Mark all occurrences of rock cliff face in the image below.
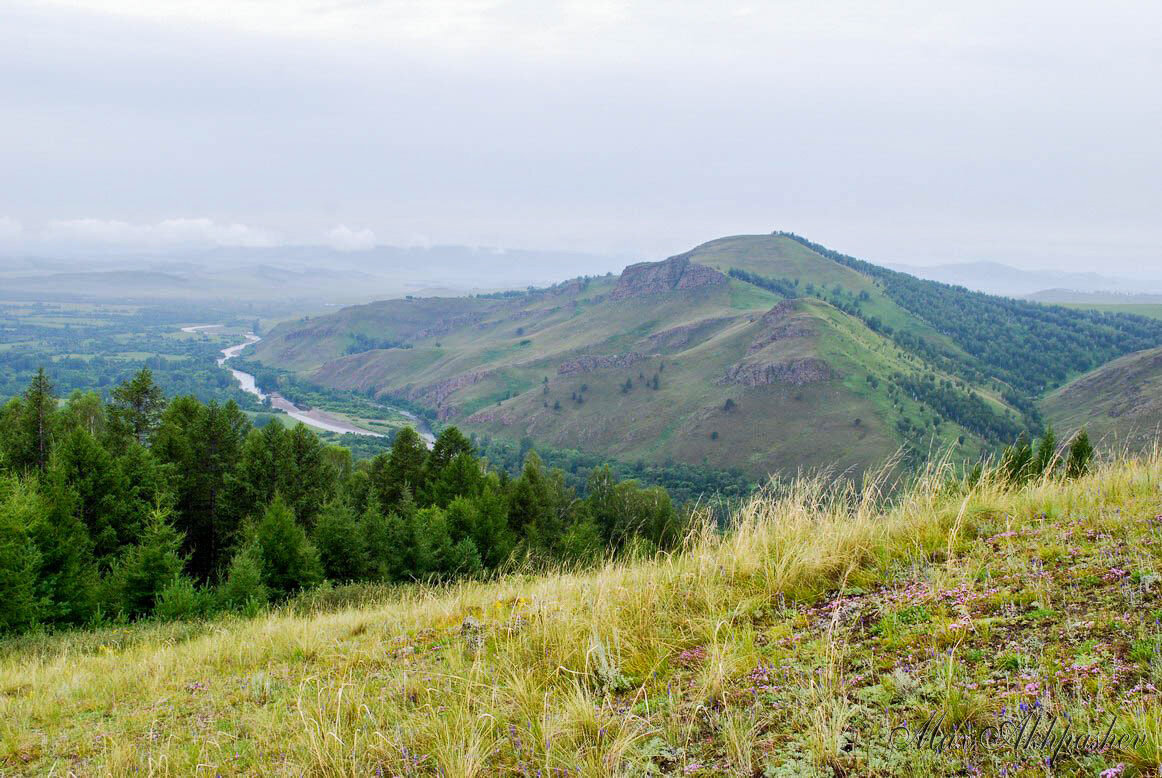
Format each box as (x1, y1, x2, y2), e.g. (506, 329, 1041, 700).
(412, 312, 488, 340)
(721, 358, 833, 386)
(406, 370, 493, 418)
(747, 301, 814, 354)
(557, 353, 648, 376)
(647, 317, 733, 350)
(610, 255, 727, 300)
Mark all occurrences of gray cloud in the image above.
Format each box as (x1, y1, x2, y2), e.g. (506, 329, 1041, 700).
(327, 224, 377, 251)
(1, 1, 1159, 271)
(41, 218, 280, 249)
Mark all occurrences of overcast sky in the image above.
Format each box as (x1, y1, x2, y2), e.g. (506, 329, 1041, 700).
(1, 0, 1160, 272)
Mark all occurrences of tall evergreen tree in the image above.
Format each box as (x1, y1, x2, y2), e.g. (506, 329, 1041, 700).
(31, 472, 98, 624)
(109, 368, 167, 448)
(313, 501, 366, 582)
(1066, 429, 1095, 479)
(4, 369, 57, 473)
(1032, 426, 1058, 476)
(0, 475, 45, 632)
(372, 427, 428, 514)
(252, 496, 322, 597)
(107, 505, 187, 619)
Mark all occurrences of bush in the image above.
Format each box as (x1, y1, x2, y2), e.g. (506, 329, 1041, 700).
(218, 543, 269, 611)
(154, 576, 214, 621)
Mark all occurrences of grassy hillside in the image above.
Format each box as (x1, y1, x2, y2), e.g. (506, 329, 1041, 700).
(248, 234, 1162, 478)
(1044, 346, 1162, 451)
(4, 454, 1162, 776)
(1058, 304, 1162, 322)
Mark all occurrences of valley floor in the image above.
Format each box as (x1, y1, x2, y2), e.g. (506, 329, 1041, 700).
(4, 455, 1162, 776)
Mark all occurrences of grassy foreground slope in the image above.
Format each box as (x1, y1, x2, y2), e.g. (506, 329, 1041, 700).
(4, 455, 1162, 776)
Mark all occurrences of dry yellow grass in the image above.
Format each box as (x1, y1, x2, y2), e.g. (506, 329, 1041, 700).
(3, 453, 1161, 776)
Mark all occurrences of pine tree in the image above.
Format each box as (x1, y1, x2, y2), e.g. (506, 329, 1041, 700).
(1001, 434, 1033, 484)
(0, 475, 45, 632)
(1065, 429, 1094, 479)
(313, 501, 367, 582)
(107, 504, 187, 619)
(31, 472, 98, 624)
(375, 427, 429, 513)
(6, 369, 57, 473)
(471, 483, 516, 568)
(252, 496, 322, 597)
(109, 368, 166, 447)
(360, 505, 405, 581)
(1032, 426, 1057, 476)
(218, 543, 268, 610)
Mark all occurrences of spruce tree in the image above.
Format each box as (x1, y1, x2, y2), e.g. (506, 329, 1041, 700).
(218, 543, 268, 610)
(313, 501, 367, 582)
(1065, 429, 1094, 479)
(360, 505, 405, 581)
(107, 504, 187, 619)
(252, 496, 322, 596)
(109, 368, 166, 447)
(0, 475, 45, 632)
(1032, 426, 1057, 476)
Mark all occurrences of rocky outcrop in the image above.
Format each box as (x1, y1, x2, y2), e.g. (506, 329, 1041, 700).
(557, 353, 647, 376)
(406, 370, 493, 412)
(413, 312, 488, 340)
(465, 408, 519, 425)
(610, 255, 727, 300)
(747, 301, 813, 354)
(647, 317, 732, 350)
(721, 358, 833, 386)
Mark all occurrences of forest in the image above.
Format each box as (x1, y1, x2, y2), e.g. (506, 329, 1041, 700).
(0, 368, 686, 635)
(774, 231, 1162, 395)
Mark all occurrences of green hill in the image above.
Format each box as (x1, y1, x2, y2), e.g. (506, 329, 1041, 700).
(1043, 345, 1162, 451)
(249, 234, 1162, 477)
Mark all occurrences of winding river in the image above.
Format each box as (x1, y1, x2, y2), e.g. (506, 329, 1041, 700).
(183, 324, 433, 443)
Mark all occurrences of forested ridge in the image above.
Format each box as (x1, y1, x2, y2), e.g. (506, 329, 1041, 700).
(0, 368, 686, 635)
(724, 234, 1162, 443)
(774, 232, 1162, 395)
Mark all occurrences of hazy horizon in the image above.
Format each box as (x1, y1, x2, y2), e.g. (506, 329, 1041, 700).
(2, 1, 1160, 273)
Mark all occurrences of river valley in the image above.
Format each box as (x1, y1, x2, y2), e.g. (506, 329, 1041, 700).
(183, 324, 433, 443)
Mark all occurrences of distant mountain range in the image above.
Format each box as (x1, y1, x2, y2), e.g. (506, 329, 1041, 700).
(887, 261, 1162, 298)
(0, 245, 628, 305)
(246, 233, 1162, 477)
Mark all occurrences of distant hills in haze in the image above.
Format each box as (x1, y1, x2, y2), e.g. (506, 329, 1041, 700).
(0, 244, 628, 306)
(888, 260, 1162, 299)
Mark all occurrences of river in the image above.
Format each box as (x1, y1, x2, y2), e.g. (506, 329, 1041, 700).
(183, 324, 434, 444)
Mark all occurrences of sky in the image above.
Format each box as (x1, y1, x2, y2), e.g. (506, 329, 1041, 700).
(1, 0, 1160, 272)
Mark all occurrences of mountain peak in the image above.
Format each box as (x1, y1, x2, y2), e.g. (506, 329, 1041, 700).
(609, 255, 727, 300)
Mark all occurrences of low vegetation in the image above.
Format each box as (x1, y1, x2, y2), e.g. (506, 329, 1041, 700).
(3, 419, 1158, 774)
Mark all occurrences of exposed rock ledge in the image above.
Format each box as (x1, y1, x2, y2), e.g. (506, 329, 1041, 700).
(406, 370, 494, 417)
(464, 408, 519, 425)
(557, 352, 648, 376)
(721, 358, 833, 386)
(747, 301, 814, 354)
(647, 317, 733, 349)
(609, 255, 727, 300)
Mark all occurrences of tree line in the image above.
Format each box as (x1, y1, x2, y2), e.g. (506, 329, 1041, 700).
(773, 231, 1162, 397)
(0, 368, 686, 635)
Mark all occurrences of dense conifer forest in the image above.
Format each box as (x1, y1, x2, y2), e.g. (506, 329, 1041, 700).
(0, 368, 686, 635)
